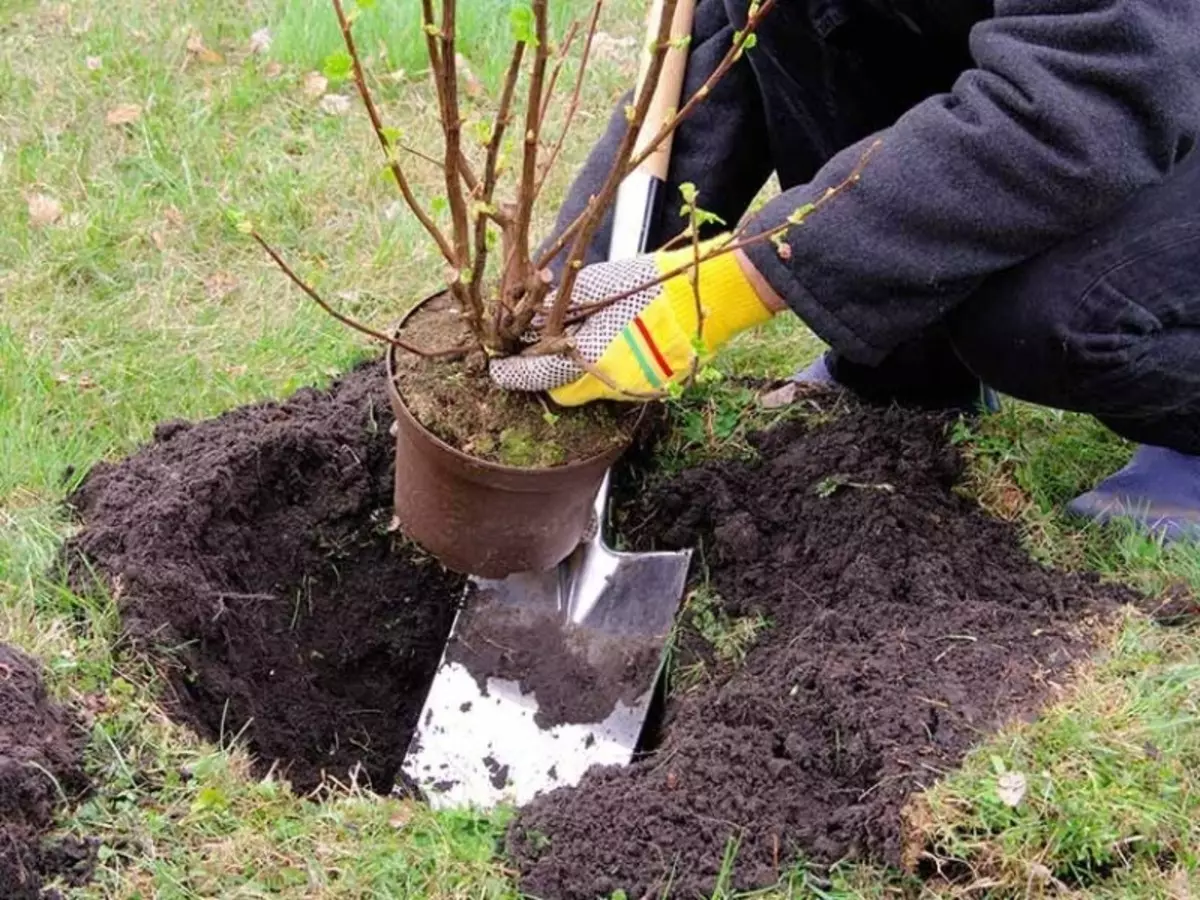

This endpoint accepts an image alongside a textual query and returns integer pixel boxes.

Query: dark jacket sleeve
[744,0,1200,365]
[539,0,773,275]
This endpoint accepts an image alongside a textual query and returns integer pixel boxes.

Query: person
[490,0,1200,541]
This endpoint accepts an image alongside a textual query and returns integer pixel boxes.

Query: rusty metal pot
[384,296,633,579]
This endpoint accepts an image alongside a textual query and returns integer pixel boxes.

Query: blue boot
[1067,445,1200,543]
[792,351,1000,413]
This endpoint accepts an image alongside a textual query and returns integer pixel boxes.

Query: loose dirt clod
[508,403,1135,900]
[0,644,95,900]
[446,584,663,729]
[65,361,465,793]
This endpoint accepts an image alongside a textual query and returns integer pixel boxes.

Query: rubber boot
[1067,445,1200,543]
[792,351,1000,413]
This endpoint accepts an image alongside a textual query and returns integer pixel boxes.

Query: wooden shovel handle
[631,0,697,181]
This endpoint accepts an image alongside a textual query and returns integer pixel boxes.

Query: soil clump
[393,293,637,467]
[446,584,663,729]
[0,644,95,899]
[65,361,465,793]
[508,402,1137,899]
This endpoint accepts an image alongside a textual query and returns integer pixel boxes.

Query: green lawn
[2,0,1198,897]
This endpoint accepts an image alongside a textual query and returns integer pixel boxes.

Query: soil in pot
[0,644,96,900]
[392,293,639,468]
[506,402,1139,900]
[65,361,466,793]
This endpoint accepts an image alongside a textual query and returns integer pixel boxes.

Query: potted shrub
[255,0,860,577]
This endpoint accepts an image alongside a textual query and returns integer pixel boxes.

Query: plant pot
[385,296,633,579]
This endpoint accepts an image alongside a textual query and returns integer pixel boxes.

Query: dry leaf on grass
[456,53,482,98]
[26,193,63,228]
[996,771,1027,808]
[303,72,328,99]
[105,104,142,126]
[185,32,223,65]
[85,55,102,70]
[249,28,272,54]
[319,94,352,116]
[264,60,283,79]
[203,272,240,301]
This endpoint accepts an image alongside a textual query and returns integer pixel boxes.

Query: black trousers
[555,0,1200,454]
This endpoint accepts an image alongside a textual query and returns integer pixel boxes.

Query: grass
[2,0,1199,897]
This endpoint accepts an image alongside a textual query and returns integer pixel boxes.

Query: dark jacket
[546,0,1200,365]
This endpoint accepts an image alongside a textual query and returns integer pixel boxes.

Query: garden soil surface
[65,360,465,793]
[508,403,1136,900]
[0,644,95,899]
[65,364,1136,898]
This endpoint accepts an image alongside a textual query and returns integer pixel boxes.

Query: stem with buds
[262,0,870,387]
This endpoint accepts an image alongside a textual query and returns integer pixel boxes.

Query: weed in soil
[507,402,1138,900]
[392,295,637,468]
[0,644,95,900]
[64,361,465,793]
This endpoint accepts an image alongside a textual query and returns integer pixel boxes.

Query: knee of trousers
[946,227,1200,416]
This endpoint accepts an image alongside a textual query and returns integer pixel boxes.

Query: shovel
[400,0,697,810]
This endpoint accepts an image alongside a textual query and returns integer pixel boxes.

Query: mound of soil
[65,361,465,793]
[508,403,1136,899]
[0,644,95,899]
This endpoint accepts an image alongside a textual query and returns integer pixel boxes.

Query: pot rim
[385,292,645,476]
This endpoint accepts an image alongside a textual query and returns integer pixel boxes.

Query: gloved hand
[489,238,774,406]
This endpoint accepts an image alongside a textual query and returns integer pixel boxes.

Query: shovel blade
[400,542,690,810]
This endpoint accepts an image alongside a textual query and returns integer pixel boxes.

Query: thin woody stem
[551,140,879,328]
[332,0,455,265]
[686,207,704,386]
[567,348,667,401]
[624,0,780,175]
[474,40,526,337]
[534,0,777,276]
[538,20,581,128]
[535,0,680,338]
[509,0,551,301]
[437,0,480,329]
[533,0,604,203]
[254,234,469,358]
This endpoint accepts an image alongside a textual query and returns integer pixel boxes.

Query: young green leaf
[323,51,353,82]
[510,2,538,45]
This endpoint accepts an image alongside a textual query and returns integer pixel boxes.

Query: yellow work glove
[489,238,773,406]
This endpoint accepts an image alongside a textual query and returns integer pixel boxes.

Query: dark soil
[446,584,663,729]
[0,644,95,899]
[393,293,637,467]
[64,361,465,793]
[508,403,1137,900]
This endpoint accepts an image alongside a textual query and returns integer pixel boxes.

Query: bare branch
[535,0,681,338]
[432,0,483,333]
[534,0,777,277]
[473,40,526,337]
[331,0,456,265]
[506,0,552,308]
[625,0,780,175]
[553,140,880,328]
[254,234,470,358]
[533,0,604,203]
[567,348,667,401]
[538,20,581,128]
